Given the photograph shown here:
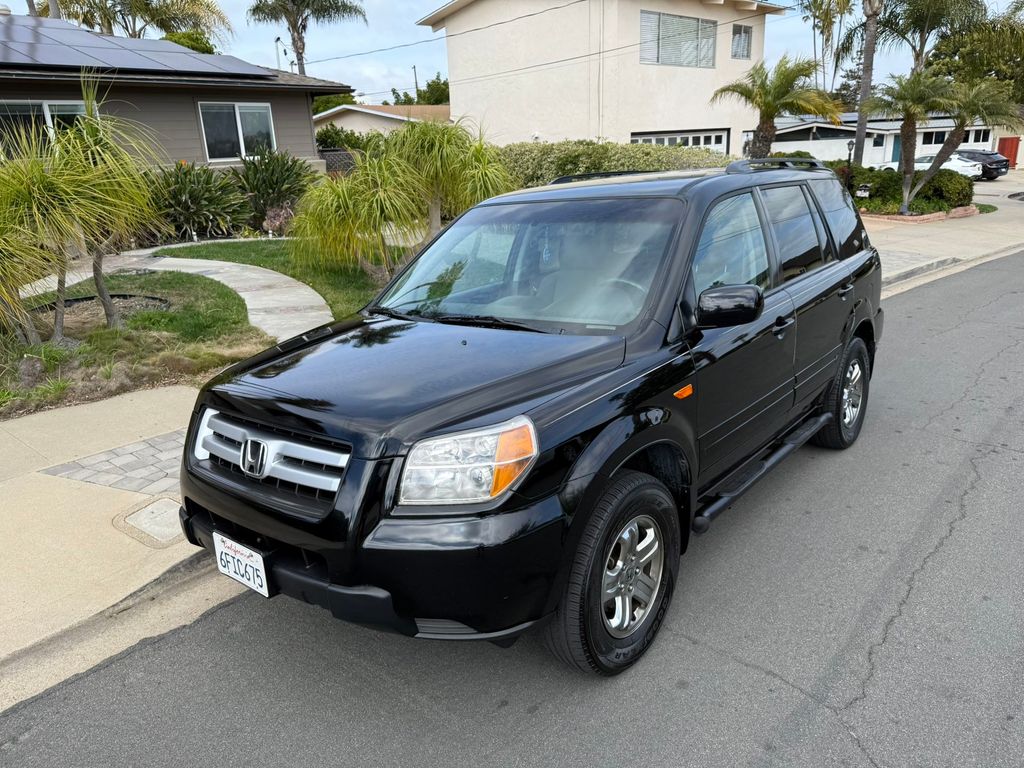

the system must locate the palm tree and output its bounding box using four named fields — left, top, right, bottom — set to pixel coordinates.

left=711, top=56, right=842, bottom=159
left=248, top=0, right=366, bottom=75
left=868, top=72, right=954, bottom=214
left=0, top=80, right=161, bottom=341
left=852, top=0, right=884, bottom=165
left=291, top=121, right=514, bottom=283
left=58, top=0, right=231, bottom=39
left=909, top=80, right=1022, bottom=202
